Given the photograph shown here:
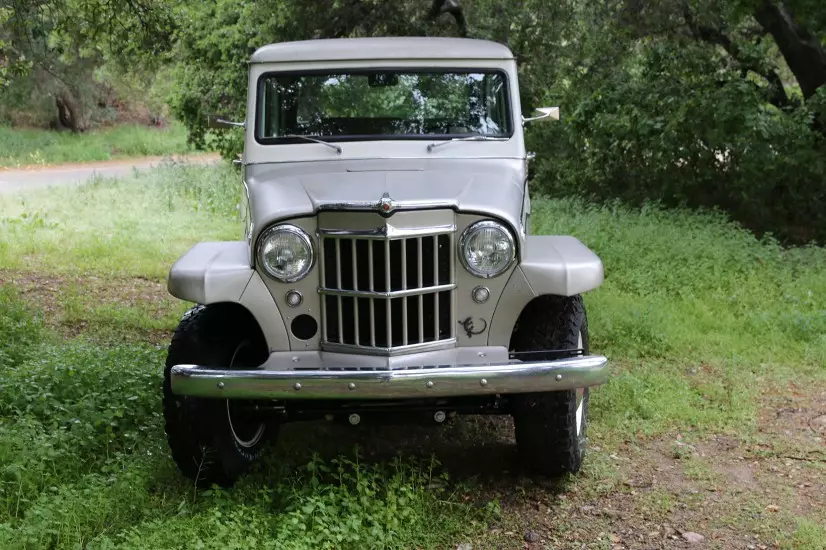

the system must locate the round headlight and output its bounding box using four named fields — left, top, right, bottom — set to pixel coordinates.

left=459, top=220, right=516, bottom=278
left=257, top=224, right=314, bottom=282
